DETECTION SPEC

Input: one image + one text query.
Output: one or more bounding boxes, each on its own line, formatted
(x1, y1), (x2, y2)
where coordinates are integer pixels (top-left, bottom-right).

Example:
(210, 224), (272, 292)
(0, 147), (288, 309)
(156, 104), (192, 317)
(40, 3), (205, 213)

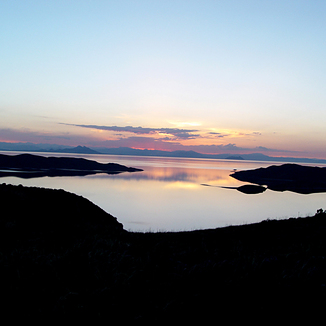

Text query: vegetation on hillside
(1, 183), (325, 321)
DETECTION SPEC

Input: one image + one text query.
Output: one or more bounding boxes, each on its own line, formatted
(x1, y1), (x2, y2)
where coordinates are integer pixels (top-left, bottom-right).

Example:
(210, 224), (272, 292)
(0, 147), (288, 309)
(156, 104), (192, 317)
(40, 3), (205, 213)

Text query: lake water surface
(2, 151), (326, 232)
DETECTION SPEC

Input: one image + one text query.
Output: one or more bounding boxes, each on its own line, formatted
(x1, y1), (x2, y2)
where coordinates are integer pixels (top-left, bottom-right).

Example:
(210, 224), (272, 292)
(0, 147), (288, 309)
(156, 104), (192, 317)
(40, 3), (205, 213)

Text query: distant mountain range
(1, 142), (326, 164)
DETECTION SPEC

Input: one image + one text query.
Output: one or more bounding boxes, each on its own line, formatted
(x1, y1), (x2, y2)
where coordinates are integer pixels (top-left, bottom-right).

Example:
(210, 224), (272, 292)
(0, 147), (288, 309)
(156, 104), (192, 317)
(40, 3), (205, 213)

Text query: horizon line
(1, 142), (326, 164)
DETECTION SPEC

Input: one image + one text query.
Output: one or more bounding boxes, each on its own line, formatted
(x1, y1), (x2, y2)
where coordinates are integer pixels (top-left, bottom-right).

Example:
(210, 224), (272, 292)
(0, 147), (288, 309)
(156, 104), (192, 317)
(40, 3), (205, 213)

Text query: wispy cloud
(207, 132), (227, 138)
(63, 124), (200, 140)
(205, 129), (262, 139)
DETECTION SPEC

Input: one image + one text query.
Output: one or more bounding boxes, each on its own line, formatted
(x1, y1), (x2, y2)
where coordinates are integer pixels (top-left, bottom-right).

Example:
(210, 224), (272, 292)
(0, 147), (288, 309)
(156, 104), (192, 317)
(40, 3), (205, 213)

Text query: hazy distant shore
(1, 183), (325, 321)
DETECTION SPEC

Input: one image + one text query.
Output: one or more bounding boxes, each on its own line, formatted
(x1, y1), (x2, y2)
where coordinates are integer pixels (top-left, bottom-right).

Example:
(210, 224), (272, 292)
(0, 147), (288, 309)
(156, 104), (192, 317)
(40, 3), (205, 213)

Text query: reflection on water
(1, 151), (326, 231)
(92, 165), (231, 185)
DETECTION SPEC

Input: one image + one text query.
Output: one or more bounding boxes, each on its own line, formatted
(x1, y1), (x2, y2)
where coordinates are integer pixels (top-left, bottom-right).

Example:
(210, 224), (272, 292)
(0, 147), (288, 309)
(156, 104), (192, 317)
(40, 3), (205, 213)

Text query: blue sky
(1, 0), (326, 157)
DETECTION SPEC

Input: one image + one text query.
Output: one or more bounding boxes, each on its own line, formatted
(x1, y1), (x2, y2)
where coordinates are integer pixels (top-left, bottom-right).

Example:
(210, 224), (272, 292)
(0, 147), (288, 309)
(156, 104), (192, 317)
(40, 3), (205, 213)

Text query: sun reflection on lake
(165, 181), (201, 190)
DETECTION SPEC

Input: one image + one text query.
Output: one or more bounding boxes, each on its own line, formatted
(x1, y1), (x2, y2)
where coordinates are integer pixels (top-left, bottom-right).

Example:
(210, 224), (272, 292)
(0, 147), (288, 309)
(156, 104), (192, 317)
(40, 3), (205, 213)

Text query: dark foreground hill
(1, 183), (326, 322)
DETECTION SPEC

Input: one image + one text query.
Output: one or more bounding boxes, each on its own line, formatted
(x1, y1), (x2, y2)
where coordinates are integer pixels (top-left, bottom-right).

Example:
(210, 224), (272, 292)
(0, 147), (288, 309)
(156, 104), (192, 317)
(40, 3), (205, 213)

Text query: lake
(2, 151), (326, 232)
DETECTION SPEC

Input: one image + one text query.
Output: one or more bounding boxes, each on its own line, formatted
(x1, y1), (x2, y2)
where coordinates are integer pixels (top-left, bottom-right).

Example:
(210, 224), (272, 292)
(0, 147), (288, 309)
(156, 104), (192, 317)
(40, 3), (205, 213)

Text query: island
(0, 153), (143, 178)
(231, 163), (326, 194)
(1, 183), (325, 322)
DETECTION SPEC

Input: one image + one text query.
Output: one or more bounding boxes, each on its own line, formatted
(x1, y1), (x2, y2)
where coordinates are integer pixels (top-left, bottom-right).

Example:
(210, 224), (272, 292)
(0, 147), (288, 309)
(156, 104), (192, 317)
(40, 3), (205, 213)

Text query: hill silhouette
(231, 163), (326, 194)
(1, 183), (326, 322)
(0, 153), (142, 178)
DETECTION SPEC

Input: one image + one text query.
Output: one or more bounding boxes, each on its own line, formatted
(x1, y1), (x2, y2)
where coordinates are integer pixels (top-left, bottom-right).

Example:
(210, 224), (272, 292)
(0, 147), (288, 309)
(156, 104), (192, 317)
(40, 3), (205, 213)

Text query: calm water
(2, 151), (326, 232)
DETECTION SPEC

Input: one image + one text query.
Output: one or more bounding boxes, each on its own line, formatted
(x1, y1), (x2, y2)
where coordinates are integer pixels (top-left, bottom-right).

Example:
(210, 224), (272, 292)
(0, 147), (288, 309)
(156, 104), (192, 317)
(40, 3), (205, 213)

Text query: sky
(1, 0), (326, 158)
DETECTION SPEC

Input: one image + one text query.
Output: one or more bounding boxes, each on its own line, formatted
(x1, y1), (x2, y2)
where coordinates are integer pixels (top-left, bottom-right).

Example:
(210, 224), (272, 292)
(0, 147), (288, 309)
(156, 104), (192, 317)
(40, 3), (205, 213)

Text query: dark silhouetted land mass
(221, 184), (267, 194)
(236, 184), (266, 193)
(1, 183), (326, 322)
(206, 184), (267, 194)
(0, 153), (142, 178)
(231, 163), (326, 194)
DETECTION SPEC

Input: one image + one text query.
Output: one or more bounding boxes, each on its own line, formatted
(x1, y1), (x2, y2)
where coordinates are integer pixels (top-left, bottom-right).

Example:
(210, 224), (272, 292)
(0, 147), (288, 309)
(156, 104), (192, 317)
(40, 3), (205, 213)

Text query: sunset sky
(1, 1), (326, 158)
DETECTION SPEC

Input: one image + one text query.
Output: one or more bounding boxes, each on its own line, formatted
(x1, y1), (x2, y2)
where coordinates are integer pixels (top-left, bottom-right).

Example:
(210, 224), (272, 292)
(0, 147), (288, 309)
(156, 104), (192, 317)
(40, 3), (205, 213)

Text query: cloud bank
(0, 125), (299, 158)
(64, 124), (200, 140)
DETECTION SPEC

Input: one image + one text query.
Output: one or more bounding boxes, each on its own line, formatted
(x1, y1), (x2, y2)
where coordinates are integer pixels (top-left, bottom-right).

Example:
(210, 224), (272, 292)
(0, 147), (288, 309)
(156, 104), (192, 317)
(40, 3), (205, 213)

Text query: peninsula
(0, 153), (142, 178)
(231, 163), (326, 194)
